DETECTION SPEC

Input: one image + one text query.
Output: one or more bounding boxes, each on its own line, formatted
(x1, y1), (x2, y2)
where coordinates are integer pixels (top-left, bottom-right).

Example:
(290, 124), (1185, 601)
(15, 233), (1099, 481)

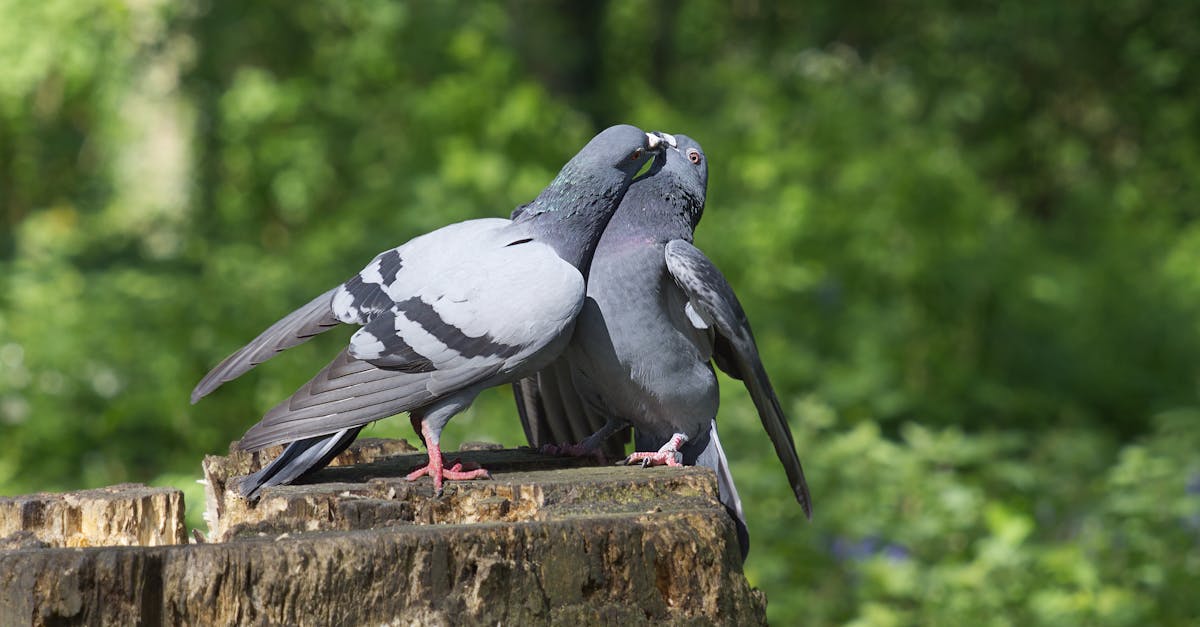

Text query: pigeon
(192, 124), (664, 499)
(512, 133), (812, 557)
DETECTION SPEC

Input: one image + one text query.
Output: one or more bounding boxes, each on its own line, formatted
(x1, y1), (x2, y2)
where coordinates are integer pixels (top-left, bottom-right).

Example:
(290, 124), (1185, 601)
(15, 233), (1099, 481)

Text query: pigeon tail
(229, 426), (363, 501)
(693, 421), (750, 560)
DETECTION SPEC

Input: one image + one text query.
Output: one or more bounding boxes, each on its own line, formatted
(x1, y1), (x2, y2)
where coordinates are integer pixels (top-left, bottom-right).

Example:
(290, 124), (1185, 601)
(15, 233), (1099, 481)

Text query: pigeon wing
(191, 240), (421, 404)
(513, 377), (547, 446)
(513, 360), (627, 458)
(239, 225), (585, 450)
(191, 287), (342, 403)
(664, 239), (812, 518)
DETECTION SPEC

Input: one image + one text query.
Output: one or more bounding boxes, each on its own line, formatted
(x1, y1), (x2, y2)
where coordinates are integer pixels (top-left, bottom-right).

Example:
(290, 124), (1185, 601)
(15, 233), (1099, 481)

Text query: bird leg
(618, 433), (688, 467)
(410, 414), (426, 446)
(541, 417), (629, 462)
(411, 412), (477, 471)
(405, 421), (489, 495)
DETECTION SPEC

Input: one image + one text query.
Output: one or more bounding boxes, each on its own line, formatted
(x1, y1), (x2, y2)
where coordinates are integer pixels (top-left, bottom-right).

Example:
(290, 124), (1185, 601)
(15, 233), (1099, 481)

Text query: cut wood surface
(0, 484), (186, 549)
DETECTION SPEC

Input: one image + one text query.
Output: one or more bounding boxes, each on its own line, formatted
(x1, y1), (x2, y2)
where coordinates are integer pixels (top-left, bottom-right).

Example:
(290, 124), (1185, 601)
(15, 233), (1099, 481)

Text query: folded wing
(231, 223), (585, 451)
(664, 239), (812, 519)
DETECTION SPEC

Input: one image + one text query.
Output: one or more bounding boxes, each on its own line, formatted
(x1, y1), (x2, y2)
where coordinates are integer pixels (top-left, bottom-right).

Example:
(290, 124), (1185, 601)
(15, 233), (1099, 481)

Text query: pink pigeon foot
(619, 450), (683, 467)
(405, 424), (490, 495)
(618, 433), (688, 468)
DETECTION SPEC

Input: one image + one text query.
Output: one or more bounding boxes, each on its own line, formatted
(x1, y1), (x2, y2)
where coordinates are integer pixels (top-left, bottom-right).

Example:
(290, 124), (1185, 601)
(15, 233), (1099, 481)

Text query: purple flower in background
(830, 535), (909, 563)
(883, 543), (910, 562)
(830, 536), (879, 562)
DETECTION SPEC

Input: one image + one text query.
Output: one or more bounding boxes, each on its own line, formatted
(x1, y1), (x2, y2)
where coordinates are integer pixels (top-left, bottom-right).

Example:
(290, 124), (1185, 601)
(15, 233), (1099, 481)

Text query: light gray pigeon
(192, 124), (664, 498)
(512, 133), (812, 557)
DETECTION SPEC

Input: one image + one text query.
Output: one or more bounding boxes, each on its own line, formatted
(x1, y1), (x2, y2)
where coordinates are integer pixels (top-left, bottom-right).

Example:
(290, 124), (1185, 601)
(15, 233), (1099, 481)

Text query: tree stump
(1, 439), (766, 625)
(0, 484), (186, 549)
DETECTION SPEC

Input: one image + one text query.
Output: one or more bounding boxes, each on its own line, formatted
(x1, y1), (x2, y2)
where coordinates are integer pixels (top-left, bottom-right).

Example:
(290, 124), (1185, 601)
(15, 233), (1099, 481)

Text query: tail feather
(690, 421), (749, 560)
(230, 427), (363, 500)
(640, 422), (749, 561)
(514, 362), (629, 459)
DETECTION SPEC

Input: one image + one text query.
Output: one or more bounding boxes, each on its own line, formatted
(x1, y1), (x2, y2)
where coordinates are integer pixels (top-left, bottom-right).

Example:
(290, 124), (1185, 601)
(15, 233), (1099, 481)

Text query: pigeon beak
(652, 131), (678, 150)
(646, 132), (664, 152)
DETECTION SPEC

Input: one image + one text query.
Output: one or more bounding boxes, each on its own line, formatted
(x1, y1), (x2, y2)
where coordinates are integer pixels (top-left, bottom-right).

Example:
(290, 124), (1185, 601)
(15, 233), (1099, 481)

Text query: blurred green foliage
(2, 1), (1198, 624)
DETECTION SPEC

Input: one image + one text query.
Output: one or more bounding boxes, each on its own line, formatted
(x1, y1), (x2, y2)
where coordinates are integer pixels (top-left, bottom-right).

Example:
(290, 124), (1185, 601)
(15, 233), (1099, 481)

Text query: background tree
(2, 1), (1198, 623)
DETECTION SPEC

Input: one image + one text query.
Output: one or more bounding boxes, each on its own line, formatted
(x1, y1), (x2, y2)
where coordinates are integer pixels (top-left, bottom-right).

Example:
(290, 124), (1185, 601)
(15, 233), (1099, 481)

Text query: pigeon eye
(629, 148), (643, 161)
(687, 150), (702, 165)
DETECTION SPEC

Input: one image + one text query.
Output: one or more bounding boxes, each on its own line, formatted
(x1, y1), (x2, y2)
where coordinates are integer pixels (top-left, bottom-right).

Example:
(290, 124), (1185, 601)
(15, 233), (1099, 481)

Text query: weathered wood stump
(0, 484), (186, 549)
(1, 439), (766, 625)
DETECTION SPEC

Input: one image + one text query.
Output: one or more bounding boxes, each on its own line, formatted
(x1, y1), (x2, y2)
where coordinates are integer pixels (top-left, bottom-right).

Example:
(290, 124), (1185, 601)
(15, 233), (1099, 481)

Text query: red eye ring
(687, 149), (702, 164)
(630, 149), (643, 160)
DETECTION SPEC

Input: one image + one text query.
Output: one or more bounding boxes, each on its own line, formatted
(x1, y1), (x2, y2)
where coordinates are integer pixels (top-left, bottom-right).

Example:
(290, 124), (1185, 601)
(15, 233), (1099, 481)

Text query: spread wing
(664, 239), (812, 519)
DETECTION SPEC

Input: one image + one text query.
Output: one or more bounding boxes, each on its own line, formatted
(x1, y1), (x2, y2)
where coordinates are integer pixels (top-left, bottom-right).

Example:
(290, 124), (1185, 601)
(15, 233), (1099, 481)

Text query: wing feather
(514, 360), (628, 458)
(223, 219), (585, 454)
(513, 377), (546, 446)
(191, 287), (341, 403)
(238, 351), (505, 451)
(665, 239), (813, 518)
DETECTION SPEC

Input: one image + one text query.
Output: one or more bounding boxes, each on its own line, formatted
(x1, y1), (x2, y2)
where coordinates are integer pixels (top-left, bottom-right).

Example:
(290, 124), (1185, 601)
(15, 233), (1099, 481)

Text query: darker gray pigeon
(192, 124), (664, 498)
(513, 133), (812, 558)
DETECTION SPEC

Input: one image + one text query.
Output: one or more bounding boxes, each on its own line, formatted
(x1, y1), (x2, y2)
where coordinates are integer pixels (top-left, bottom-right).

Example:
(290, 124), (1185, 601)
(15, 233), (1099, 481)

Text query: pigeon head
(574, 123), (663, 178)
(594, 131), (710, 243)
(520, 124), (661, 221)
(663, 134), (708, 198)
(648, 132), (708, 231)
(516, 124), (664, 272)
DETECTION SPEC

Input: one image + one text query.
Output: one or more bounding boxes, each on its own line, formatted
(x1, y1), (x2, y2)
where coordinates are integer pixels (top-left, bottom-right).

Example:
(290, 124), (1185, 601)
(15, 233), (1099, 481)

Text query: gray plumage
(513, 134), (812, 558)
(193, 124), (662, 499)
(191, 288), (341, 403)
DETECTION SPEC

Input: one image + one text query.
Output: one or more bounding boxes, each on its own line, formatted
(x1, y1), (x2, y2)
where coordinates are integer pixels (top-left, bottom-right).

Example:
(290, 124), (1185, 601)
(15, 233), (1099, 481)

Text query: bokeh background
(3, 1), (1200, 624)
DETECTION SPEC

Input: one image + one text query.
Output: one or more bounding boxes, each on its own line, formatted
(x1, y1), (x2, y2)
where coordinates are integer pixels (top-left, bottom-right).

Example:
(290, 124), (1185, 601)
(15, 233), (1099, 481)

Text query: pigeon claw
(620, 450), (684, 468)
(405, 461), (491, 494)
(616, 432), (689, 468)
(405, 441), (490, 495)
